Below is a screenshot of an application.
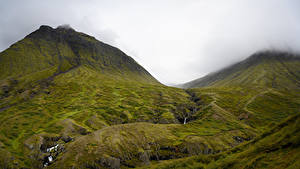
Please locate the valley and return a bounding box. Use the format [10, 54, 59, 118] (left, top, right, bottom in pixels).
[0, 26, 299, 169]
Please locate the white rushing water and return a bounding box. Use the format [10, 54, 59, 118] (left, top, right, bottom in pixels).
[46, 144, 59, 152]
[48, 156, 53, 162]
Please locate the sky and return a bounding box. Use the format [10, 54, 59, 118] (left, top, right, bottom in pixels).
[0, 0, 300, 85]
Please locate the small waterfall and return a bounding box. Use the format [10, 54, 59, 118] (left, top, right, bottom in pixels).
[43, 156, 53, 167]
[43, 144, 59, 167]
[48, 156, 53, 162]
[44, 162, 48, 167]
[46, 144, 59, 152]
[184, 117, 187, 124]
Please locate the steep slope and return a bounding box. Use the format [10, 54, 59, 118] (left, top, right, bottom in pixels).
[0, 26, 198, 168]
[0, 25, 160, 112]
[183, 50, 300, 90]
[182, 51, 300, 132]
[0, 26, 252, 169]
[0, 26, 260, 169]
[0, 25, 157, 83]
[161, 51, 300, 169]
[1, 26, 299, 169]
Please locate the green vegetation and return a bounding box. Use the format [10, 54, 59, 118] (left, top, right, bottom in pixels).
[183, 50, 300, 90]
[0, 26, 299, 168]
[140, 113, 300, 169]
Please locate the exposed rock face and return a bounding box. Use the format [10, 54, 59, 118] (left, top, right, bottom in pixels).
[139, 151, 150, 165]
[40, 136, 61, 152]
[24, 134, 68, 167]
[99, 156, 121, 169]
[180, 142, 214, 155]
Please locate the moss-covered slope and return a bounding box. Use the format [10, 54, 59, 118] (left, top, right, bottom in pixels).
[141, 113, 300, 169]
[0, 25, 202, 168]
[0, 25, 157, 83]
[0, 26, 299, 169]
[183, 51, 300, 90]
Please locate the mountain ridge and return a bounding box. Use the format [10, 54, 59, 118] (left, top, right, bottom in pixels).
[0, 26, 299, 169]
[182, 50, 300, 89]
[0, 25, 158, 84]
[0, 26, 200, 168]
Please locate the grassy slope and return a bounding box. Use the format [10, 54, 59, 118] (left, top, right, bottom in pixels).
[0, 26, 182, 168]
[46, 53, 300, 169]
[49, 71, 300, 168]
[145, 51, 300, 169]
[0, 25, 157, 84]
[0, 66, 257, 168]
[0, 26, 299, 169]
[189, 86, 300, 133]
[48, 81, 257, 168]
[140, 113, 300, 169]
[183, 51, 300, 90]
[0, 64, 188, 166]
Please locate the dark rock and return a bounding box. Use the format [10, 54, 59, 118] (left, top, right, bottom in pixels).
[98, 156, 120, 169]
[2, 85, 10, 93]
[43, 155, 53, 167]
[79, 127, 89, 135]
[139, 151, 150, 165]
[61, 135, 73, 143]
[17, 88, 25, 93]
[40, 136, 61, 152]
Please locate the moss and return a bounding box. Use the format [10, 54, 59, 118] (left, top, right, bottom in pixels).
[144, 113, 300, 169]
[1, 26, 300, 168]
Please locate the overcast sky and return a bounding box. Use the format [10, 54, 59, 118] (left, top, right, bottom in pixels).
[0, 0, 300, 84]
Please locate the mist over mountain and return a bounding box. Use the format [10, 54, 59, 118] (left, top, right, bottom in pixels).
[182, 50, 300, 89]
[0, 1, 300, 168]
[1, 0, 300, 84]
[0, 25, 299, 169]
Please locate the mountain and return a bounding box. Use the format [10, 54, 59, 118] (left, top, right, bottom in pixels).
[168, 51, 300, 169]
[182, 50, 300, 89]
[181, 50, 300, 133]
[0, 25, 157, 83]
[0, 25, 197, 168]
[0, 26, 299, 169]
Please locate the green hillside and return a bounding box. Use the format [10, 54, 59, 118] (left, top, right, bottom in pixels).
[0, 25, 157, 83]
[0, 25, 198, 168]
[140, 113, 300, 169]
[0, 26, 299, 169]
[159, 50, 300, 169]
[183, 50, 300, 90]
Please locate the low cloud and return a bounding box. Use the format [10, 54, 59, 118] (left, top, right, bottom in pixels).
[0, 0, 299, 84]
[57, 24, 74, 30]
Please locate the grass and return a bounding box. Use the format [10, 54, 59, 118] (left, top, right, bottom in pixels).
[1, 68, 299, 168]
[0, 27, 300, 168]
[140, 113, 300, 169]
[0, 65, 195, 168]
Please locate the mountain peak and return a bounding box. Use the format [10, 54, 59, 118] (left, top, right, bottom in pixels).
[56, 24, 74, 30]
[0, 25, 158, 83]
[26, 24, 79, 41]
[37, 24, 75, 31]
[39, 25, 54, 30]
[248, 50, 299, 62]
